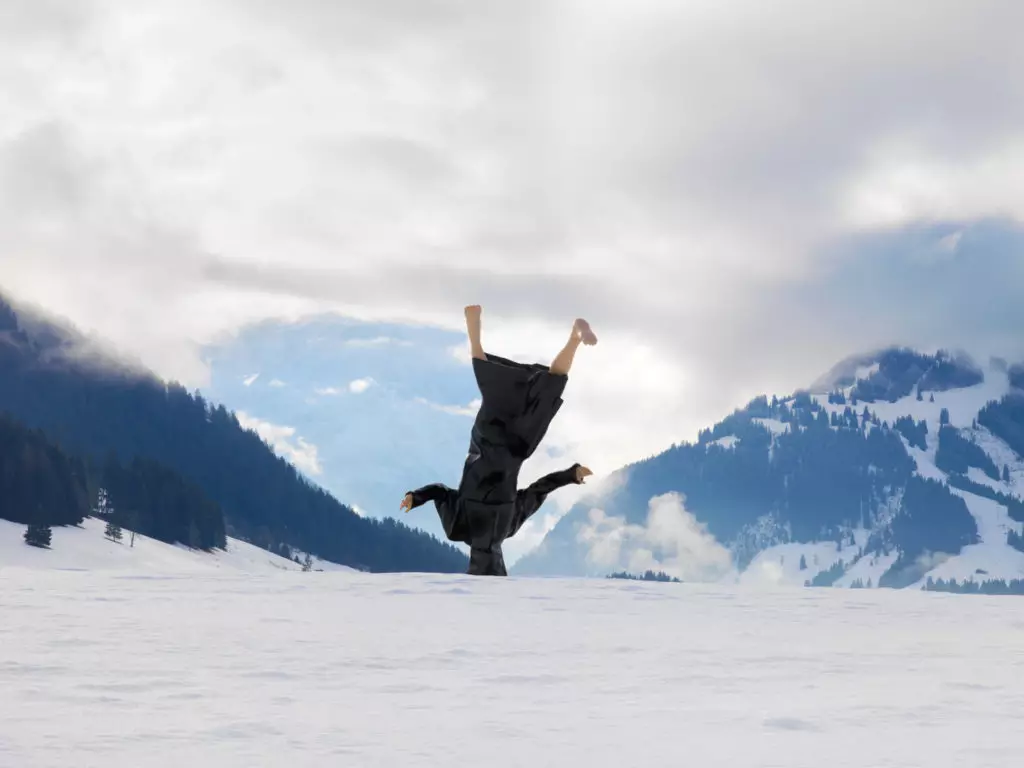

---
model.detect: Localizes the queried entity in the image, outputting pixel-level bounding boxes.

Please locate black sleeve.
[406,483,454,510]
[509,464,581,535]
[524,464,582,497]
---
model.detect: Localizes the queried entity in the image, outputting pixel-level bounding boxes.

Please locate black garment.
[406,353,581,576]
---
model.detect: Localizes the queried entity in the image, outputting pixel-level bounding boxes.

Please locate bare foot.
[464,304,482,321]
[574,318,597,345]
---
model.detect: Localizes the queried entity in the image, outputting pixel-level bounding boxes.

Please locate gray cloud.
[1,0,1023,479]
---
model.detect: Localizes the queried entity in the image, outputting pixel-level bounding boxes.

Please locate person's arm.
[401,483,453,512]
[401,483,467,543]
[510,464,589,535]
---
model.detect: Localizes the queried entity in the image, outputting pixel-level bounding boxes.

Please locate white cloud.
[575,492,737,582]
[1,0,1023,513]
[242,373,260,386]
[268,379,286,388]
[314,379,374,396]
[344,335,410,348]
[414,396,480,417]
[235,410,323,477]
[348,377,374,394]
[447,342,472,366]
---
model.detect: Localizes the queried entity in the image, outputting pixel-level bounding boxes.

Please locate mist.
[575,491,737,581]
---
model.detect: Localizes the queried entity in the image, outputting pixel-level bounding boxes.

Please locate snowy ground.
[3,571,1024,767]
[0,517,356,574]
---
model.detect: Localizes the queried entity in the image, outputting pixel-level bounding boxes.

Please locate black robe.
[405,353,582,576]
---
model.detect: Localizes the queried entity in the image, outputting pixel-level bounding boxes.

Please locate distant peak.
[809,346,986,403]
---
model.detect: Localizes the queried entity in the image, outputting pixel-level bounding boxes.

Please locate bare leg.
[549,318,597,375]
[465,304,485,360]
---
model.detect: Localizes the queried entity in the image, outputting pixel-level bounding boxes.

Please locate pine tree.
[940,407,950,426]
[24,524,52,548]
[1004,465,1011,483]
[105,520,123,543]
[302,553,313,572]
[799,554,807,570]
[929,393,935,403]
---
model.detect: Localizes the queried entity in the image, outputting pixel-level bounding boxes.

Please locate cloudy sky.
[3,0,1024,561]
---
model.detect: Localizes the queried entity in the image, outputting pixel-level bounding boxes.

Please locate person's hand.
[400,493,413,512]
[575,465,593,483]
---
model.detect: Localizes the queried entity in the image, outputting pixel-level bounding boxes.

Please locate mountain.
[514,347,1024,592]
[0,292,468,573]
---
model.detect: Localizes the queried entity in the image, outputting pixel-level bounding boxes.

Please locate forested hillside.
[0,294,467,572]
[0,413,225,551]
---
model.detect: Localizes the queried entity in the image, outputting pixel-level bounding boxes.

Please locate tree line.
[1,412,227,551]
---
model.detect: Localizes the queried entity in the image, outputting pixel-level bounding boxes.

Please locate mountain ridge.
[514,346,1024,591]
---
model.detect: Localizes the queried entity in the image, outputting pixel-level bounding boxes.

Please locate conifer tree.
[105,520,123,542]
[24,524,52,548]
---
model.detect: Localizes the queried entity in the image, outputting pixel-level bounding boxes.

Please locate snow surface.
[833,549,899,588]
[738,527,901,590]
[970,425,1024,498]
[0,517,358,574]
[752,417,790,436]
[710,435,739,449]
[741,539,855,588]
[907,489,1024,589]
[3,572,1024,767]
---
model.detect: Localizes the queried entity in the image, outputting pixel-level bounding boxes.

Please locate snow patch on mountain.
[752,417,790,436]
[903,488,1024,588]
[951,488,1022,546]
[833,550,899,588]
[739,539,855,587]
[0,517,357,574]
[969,426,1024,497]
[909,542,1024,589]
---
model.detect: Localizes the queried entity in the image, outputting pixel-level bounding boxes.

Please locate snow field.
[3,573,1024,767]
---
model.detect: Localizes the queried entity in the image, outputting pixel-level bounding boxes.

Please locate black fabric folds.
[406,353,580,576]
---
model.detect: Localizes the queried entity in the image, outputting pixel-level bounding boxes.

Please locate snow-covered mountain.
[514,348,1024,592]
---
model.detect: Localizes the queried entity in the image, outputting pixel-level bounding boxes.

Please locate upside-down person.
[400,304,596,576]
